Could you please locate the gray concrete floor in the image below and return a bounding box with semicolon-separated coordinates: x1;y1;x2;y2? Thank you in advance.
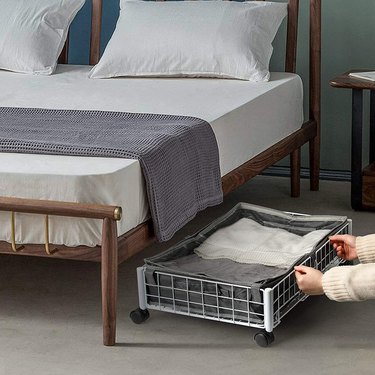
1;176;375;375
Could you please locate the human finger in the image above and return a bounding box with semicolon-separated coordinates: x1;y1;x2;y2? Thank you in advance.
294;270;304;283
334;245;344;254
336;249;344;258
332;242;347;255
337;248;349;259
329;234;347;242
332;242;344;250
294;265;310;273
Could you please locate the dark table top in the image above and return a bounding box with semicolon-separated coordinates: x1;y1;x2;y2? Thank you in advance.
330;70;375;90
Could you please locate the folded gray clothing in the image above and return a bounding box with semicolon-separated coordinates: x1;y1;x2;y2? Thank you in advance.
0;107;223;241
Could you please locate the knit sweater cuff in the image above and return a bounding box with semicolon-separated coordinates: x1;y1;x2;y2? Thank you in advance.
356;234;375;263
322;267;353;302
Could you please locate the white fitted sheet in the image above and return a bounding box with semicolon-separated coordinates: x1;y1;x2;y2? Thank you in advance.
0;65;303;246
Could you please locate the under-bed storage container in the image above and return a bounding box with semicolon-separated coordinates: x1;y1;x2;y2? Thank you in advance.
130;203;351;347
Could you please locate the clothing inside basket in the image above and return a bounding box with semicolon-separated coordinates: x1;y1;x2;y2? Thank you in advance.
145;203;348;287
194;217;331;268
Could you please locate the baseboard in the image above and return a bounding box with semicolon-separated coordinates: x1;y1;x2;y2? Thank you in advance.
262;166;351;182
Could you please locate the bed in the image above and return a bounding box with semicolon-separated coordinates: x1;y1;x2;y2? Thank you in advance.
0;0;321;346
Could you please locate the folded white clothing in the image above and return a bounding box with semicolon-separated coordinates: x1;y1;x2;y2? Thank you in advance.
194;217;330;268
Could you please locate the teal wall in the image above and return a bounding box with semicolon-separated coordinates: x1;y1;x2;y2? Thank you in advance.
69;0;375;172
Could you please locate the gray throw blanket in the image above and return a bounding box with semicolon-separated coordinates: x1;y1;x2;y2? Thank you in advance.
0;107;223;241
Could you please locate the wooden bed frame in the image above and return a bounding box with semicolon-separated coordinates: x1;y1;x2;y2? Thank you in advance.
0;0;321;346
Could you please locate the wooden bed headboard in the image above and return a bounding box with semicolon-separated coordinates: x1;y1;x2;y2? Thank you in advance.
58;0;103;65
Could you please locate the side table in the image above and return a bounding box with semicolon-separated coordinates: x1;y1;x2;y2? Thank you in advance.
330;70;375;210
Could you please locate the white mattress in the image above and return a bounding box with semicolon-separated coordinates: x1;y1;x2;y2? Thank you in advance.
0;65;303;246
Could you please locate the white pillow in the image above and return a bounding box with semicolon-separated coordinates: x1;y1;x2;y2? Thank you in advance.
89;1;288;81
0;0;85;75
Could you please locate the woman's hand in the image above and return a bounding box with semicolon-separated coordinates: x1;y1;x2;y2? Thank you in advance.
294;265;324;295
329;234;357;260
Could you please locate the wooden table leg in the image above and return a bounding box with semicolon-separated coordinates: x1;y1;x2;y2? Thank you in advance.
290;148;301;198
101;218;118;346
370;91;375;164
351;89;363;210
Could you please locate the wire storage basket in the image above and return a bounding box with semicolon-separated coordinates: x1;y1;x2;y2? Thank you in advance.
130;203;351;347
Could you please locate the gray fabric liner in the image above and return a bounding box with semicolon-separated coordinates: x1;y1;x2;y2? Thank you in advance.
145;203;348;287
0;106;223;241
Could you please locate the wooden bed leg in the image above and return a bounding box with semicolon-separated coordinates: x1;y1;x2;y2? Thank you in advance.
290;148;301;198
101;218;118;346
309;136;320;191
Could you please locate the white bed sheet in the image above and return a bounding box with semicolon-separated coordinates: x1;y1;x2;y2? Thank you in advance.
0;65;303;246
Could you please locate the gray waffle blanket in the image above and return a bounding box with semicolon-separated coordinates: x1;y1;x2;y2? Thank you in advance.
0;107;223;241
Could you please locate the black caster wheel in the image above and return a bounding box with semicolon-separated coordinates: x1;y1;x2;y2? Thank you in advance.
253;330;275;347
130;308;150;324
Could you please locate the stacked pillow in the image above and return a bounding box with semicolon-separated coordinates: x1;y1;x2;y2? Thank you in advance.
0;0;85;75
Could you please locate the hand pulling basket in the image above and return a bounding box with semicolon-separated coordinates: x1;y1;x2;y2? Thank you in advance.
130;203;351;347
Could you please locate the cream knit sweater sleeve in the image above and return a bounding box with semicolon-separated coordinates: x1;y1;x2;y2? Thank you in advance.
322;234;375;302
